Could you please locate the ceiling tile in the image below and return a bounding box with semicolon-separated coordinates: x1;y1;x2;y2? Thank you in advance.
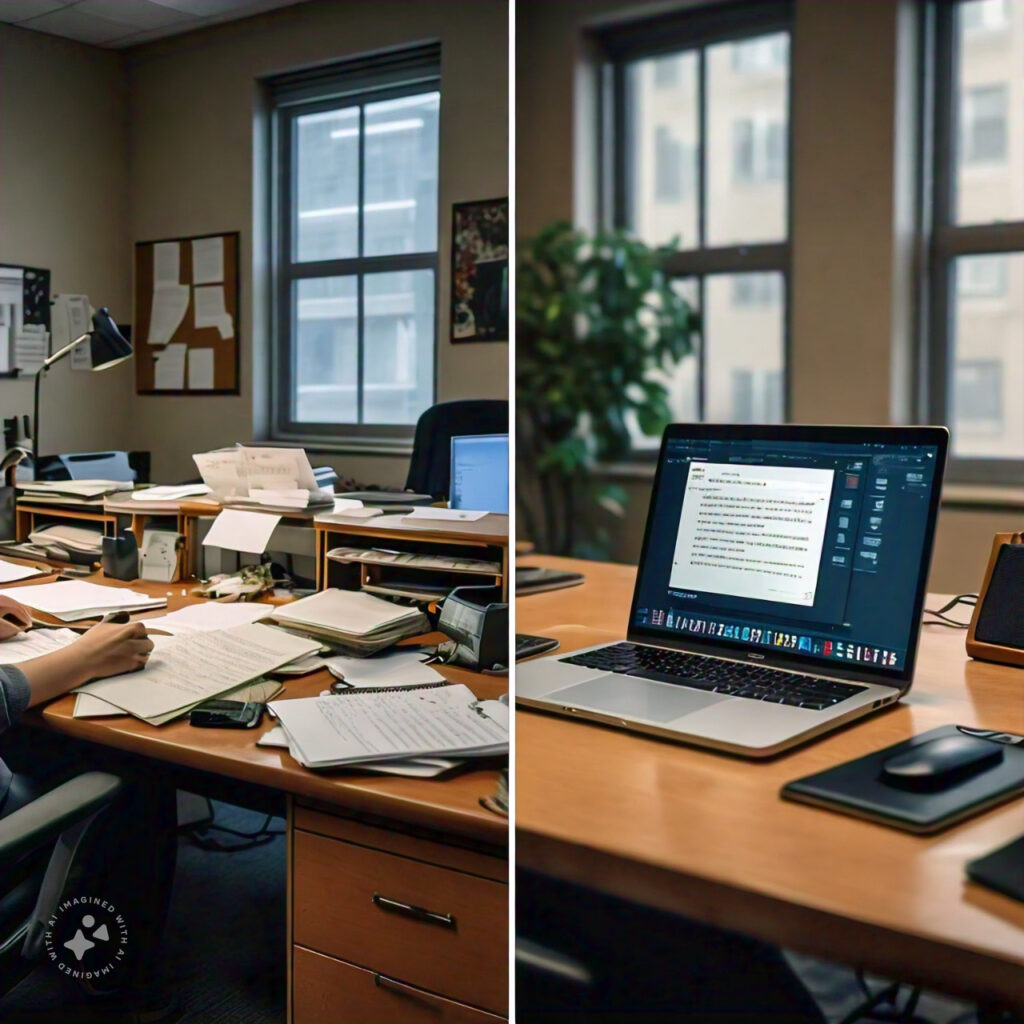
75;0;197;29
0;1;72;24
15;5;134;44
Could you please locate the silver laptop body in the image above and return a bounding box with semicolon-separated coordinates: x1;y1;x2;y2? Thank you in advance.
517;424;949;758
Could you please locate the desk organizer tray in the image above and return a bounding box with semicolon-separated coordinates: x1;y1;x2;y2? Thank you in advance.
781;725;1024;834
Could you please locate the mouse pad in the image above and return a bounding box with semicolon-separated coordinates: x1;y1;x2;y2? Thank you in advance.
967;834;1024;904
781;725;1024;834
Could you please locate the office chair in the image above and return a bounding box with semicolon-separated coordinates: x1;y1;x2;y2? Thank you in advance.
0;772;122;995
405;399;509;500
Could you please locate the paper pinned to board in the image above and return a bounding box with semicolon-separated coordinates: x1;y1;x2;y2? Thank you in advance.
153;343;187;390
51;294;92;369
187;347;215;390
154;242;180;286
191;236;224;285
148;284;189;346
194;285;233;339
13;326;48;374
203;508;281;554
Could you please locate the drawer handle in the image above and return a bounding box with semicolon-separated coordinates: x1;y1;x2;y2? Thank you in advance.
374;972;442;1010
371;892;456;929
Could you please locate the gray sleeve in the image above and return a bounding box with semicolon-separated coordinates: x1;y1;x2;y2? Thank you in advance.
0;665;31;735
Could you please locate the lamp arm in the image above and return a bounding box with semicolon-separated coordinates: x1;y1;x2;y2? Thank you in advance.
32;332;89;469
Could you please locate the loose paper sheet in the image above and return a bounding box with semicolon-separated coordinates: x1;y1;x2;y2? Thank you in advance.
148;285;189;346
75;624;318;721
0;627;77;664
194;285;233;339
147;601;273;636
203;509;281;554
324;649;442;689
0;558;47;583
0;581;164;621
241;447;319;492
404;507;489;523
153;343;187;390
191;236;224;285
187;347;215;390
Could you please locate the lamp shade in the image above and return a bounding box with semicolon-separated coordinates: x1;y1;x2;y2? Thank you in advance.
88;307;132;371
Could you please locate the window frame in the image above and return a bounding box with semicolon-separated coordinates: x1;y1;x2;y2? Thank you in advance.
597;1;794;459
269;49;441;451
925;1;1024;483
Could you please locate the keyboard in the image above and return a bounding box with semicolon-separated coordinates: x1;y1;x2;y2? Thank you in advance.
559;643;866;711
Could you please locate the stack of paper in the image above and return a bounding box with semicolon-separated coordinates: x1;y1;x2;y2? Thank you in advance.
18;480;129;506
270;588;429;656
75;623;318;723
1;581;166;621
130;484;212;502
268;683;509;770
314;498;383;524
323;649;444;688
27;523;105;560
193;446;334;513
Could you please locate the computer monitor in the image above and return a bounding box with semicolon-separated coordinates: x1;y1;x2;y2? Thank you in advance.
450;434;509;514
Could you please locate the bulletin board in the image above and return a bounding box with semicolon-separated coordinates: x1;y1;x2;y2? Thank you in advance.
134;231;240;395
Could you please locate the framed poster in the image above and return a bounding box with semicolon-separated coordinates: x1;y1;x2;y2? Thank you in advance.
450;197;508;343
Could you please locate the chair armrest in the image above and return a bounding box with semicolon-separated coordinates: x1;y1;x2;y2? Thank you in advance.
0;772;122;868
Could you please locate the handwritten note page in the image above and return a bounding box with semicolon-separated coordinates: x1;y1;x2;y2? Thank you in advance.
76;623;318;720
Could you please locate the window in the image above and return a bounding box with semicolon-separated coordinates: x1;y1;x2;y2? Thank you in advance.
961;0;1008;32
954;361;1004;436
732;117;785;184
270;47;440;445
961;85;1008;164
928;4;1024;475
600;3;791;450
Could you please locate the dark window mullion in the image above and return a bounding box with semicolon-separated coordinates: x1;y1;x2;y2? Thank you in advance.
356;103;366;425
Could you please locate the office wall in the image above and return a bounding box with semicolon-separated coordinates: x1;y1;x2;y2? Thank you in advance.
126;0;509;483
0;24;131;457
517;0;1015;594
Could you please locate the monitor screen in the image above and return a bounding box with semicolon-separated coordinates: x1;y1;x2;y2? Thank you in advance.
450;434;509;514
631;430;945;677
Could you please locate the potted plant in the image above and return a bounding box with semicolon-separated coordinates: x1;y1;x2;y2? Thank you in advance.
516;221;699;558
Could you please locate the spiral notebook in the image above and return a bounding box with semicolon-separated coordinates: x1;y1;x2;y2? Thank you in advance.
268;682;508;770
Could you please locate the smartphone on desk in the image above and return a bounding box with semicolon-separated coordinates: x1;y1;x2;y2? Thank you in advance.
189;700;264;729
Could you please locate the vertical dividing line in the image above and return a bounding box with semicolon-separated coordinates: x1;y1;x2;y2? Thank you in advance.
357;103;366;425
697;46;708;422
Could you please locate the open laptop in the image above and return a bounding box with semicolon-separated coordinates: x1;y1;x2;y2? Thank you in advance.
450;433;509;514
517;424;949;757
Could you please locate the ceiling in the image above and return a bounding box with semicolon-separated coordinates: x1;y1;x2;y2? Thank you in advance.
0;0;314;48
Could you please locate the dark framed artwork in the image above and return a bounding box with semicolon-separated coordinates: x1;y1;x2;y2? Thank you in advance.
450;197;508;343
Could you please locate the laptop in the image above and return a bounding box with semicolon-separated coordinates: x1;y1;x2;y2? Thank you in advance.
450;433;509;514
517;424;949;757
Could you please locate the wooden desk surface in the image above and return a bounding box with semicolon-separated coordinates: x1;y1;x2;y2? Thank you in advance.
516;556;1024;1009
1;565;507;849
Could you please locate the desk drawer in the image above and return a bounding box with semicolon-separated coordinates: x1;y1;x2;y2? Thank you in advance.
293;829;507;1013
293;946;505;1024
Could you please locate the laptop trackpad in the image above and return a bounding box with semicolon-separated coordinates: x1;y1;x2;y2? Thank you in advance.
548;673;725;724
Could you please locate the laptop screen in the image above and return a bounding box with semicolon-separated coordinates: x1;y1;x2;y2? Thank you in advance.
630;426;947;680
450;434;509;514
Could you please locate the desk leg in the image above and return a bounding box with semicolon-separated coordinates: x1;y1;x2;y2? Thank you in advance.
286;795;294;1024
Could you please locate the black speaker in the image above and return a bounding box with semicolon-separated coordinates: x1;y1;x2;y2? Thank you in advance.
967;533;1024;667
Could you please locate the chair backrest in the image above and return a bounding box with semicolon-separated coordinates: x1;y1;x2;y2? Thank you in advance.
56;451;136;482
405;400;509;499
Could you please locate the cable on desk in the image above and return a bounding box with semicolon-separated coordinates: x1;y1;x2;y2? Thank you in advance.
922;593;977;629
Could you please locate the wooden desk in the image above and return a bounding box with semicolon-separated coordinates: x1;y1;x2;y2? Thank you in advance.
5;568;508;1022
516;556;1024;1011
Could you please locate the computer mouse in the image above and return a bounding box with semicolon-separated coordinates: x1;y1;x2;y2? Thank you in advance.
880;735;1004;792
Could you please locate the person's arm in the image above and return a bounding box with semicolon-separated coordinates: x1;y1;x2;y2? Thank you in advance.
16;622;155;708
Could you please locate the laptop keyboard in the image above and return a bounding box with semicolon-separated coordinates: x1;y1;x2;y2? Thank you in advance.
559;643;867;711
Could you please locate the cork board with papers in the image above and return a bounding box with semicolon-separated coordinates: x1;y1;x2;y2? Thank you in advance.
134;231;240;394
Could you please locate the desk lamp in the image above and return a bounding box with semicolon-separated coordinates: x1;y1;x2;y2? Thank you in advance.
32;307;133;470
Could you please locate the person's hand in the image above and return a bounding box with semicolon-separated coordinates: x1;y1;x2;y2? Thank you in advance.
72;621;155;680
